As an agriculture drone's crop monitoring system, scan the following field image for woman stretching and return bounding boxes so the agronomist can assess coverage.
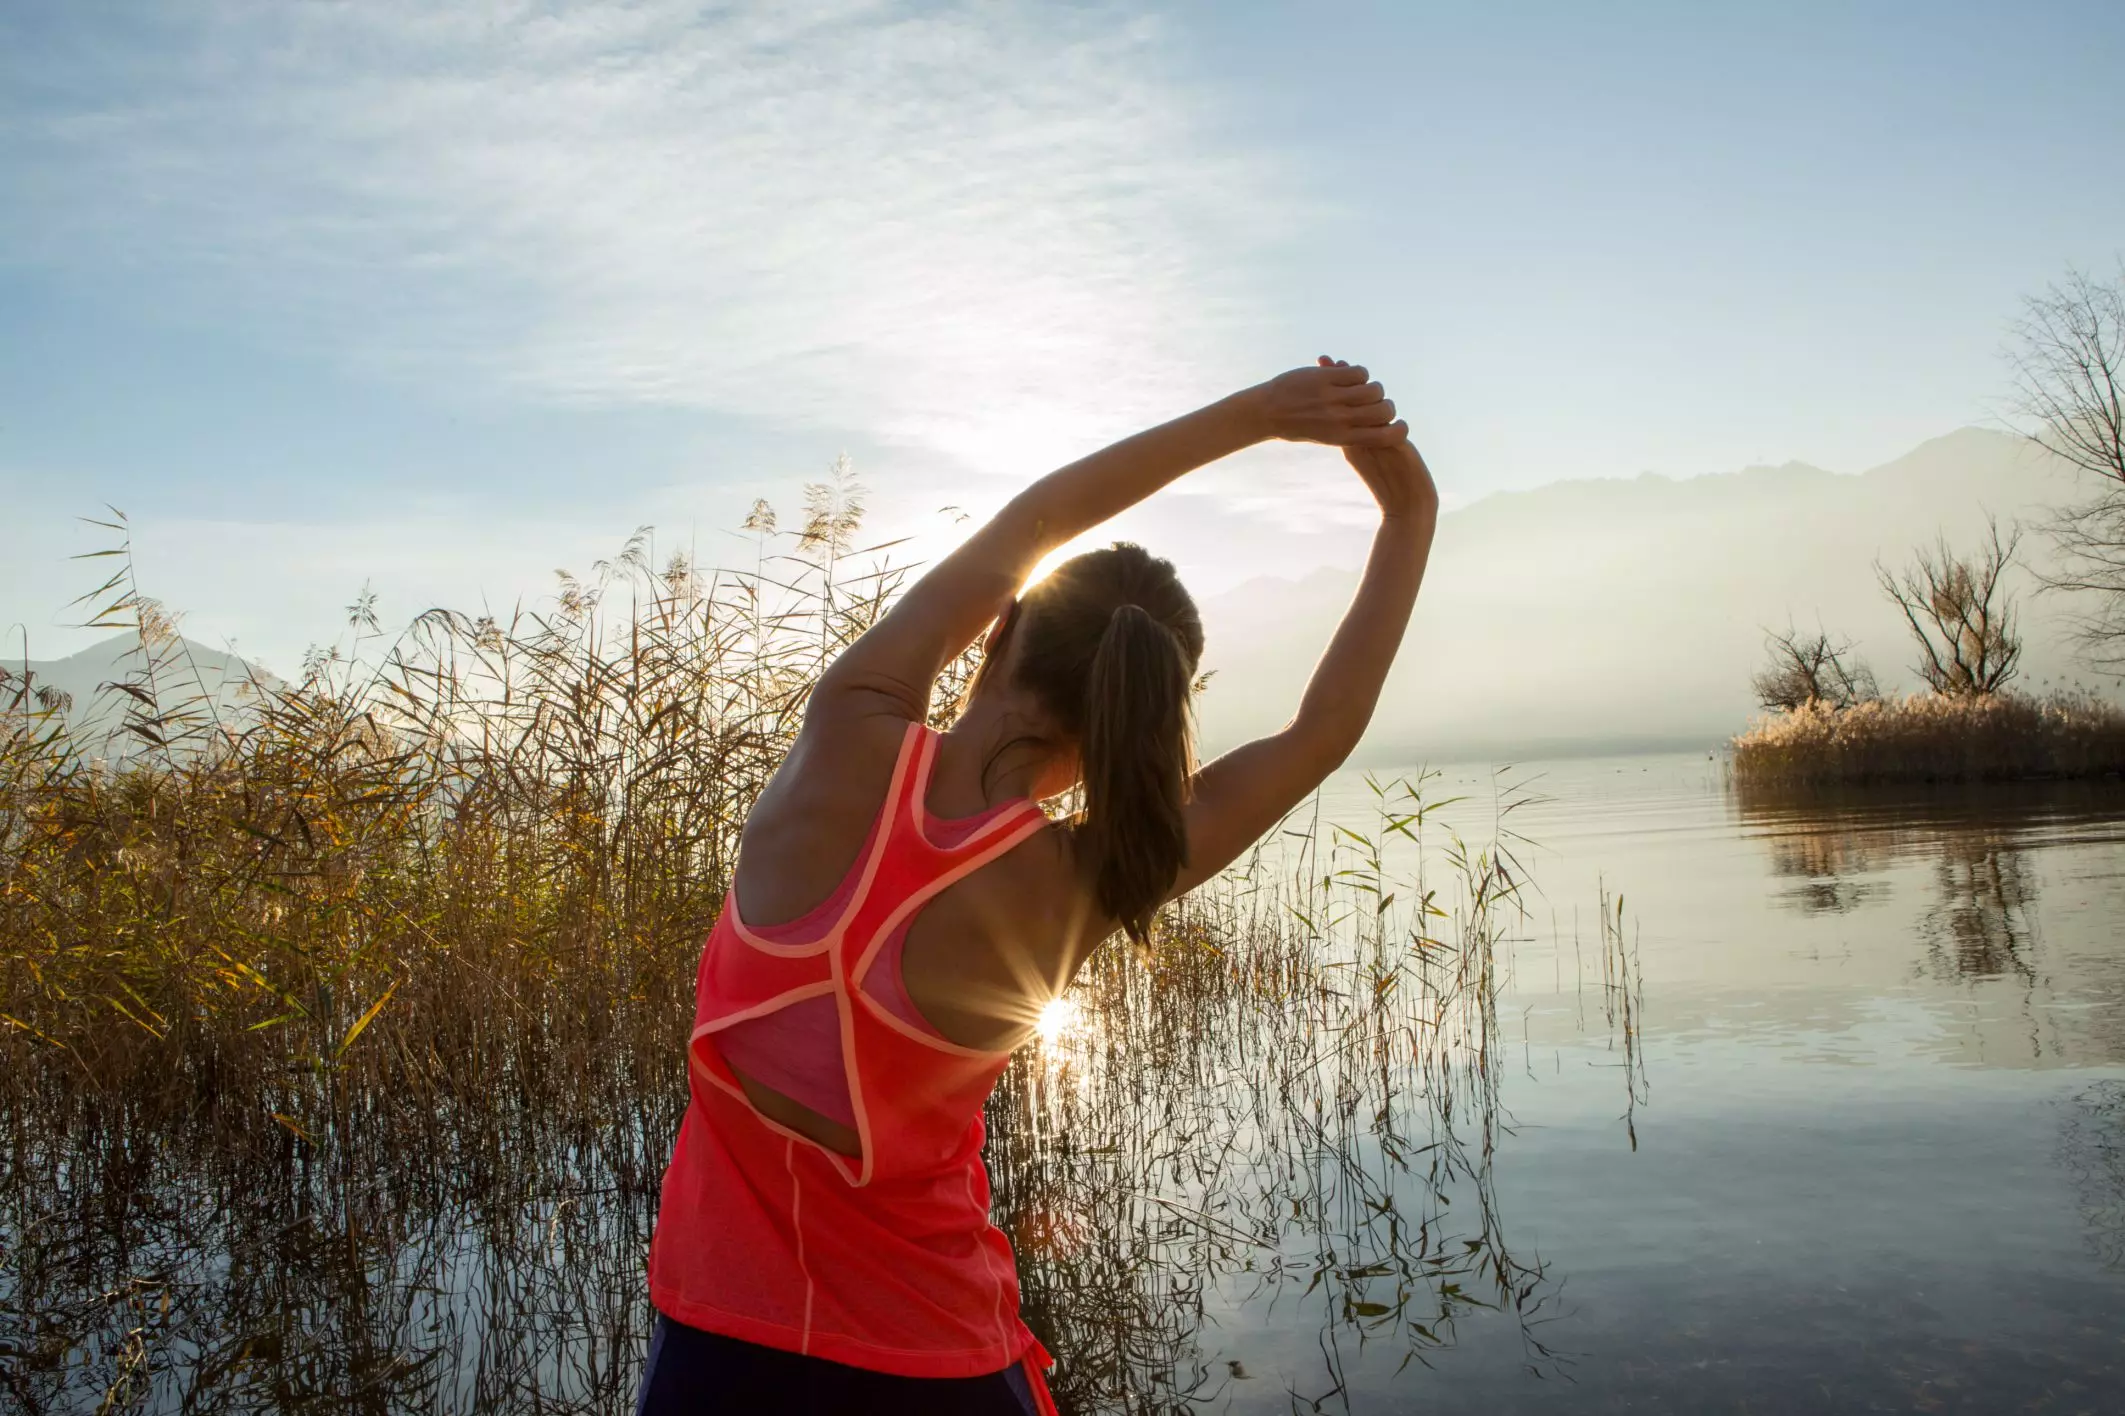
[640,358,1438,1415]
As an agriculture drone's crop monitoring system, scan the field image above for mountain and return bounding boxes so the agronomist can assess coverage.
[5,635,271,748]
[1193,428,2105,764]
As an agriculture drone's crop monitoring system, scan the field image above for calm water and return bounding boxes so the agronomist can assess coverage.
[6,753,2124,1413]
[1273,754,2125,1413]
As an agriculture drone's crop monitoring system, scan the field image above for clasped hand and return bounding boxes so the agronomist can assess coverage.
[1253,357,1436,523]
[1254,359,1405,448]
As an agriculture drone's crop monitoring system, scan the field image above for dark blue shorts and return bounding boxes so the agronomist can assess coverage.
[635,1314,1039,1416]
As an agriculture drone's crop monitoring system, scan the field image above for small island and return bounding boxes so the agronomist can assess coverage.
[1735,274,2125,788]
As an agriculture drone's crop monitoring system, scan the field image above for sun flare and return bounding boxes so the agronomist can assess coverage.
[1034,997,1080,1043]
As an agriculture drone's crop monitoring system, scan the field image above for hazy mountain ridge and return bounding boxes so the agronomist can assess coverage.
[12,429,2105,768]
[1194,428,2106,764]
[8,635,271,746]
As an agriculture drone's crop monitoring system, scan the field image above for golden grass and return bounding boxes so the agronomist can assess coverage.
[0,514,933,1148]
[3,508,1624,1410]
[1730,689,2125,787]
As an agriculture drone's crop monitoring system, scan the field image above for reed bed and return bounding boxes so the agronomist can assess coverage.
[2,514,1608,1413]
[1730,690,2125,787]
[988,776,1565,1412]
[1,512,907,1143]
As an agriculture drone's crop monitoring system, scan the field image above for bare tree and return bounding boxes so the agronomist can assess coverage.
[1876,518,2025,697]
[2006,265,2125,663]
[1752,626,1879,712]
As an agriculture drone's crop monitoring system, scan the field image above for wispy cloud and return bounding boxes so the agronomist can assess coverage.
[4,0,1282,473]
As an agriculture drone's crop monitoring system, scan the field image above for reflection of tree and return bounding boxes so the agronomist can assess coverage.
[1733,781,2062,981]
[1757,824,1891,915]
[1916,832,2038,983]
[2059,1082,2125,1272]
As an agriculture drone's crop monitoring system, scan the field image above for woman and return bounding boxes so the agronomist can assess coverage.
[641,357,1438,1415]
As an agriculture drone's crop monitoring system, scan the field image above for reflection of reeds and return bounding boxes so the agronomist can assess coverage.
[1731,691,2125,786]
[986,775,1565,1412]
[1595,884,1648,1151]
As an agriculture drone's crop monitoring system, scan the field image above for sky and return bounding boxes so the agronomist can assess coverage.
[3,0,2123,673]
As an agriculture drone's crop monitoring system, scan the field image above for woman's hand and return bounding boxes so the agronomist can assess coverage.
[1250,359,1407,446]
[1345,437,1439,525]
[1305,355,1435,523]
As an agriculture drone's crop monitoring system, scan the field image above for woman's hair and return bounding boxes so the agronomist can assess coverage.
[1002,542,1203,945]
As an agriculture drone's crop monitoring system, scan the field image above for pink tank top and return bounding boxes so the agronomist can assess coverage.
[649,722,1060,1410]
[712,791,1029,1129]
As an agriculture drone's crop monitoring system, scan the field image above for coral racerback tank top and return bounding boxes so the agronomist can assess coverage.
[649,722,1059,1411]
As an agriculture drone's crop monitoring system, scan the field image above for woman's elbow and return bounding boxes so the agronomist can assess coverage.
[1278,718,1363,781]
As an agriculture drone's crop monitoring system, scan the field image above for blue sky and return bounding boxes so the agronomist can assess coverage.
[4,0,2122,670]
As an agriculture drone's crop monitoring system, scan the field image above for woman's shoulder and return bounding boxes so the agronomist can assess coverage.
[767,709,913,808]
[961,811,1111,967]
[734,710,918,922]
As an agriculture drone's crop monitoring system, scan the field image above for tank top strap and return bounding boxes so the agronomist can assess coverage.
[894,725,1048,862]
[835,726,1049,1002]
[892,720,944,843]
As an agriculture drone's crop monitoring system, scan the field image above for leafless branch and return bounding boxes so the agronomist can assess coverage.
[1875,516,2025,697]
[2006,263,2125,664]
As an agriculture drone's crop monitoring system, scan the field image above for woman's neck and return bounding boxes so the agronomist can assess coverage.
[938,693,1059,808]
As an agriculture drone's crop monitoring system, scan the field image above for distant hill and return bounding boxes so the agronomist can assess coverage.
[6,635,270,750]
[1193,428,2108,764]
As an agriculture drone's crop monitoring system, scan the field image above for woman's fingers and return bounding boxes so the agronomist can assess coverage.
[1348,419,1411,447]
[1263,360,1401,443]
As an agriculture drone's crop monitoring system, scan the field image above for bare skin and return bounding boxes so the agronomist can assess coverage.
[728,358,1440,1155]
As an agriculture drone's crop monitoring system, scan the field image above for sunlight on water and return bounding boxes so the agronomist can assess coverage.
[1034,996,1080,1043]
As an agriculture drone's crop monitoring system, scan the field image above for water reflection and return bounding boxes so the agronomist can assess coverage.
[1918,831,2039,983]
[1734,780,2115,980]
[984,785,1578,1413]
[0,1095,666,1414]
[2062,1081,2125,1273]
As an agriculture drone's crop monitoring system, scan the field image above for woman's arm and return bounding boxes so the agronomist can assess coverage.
[1168,434,1440,898]
[814,365,1404,719]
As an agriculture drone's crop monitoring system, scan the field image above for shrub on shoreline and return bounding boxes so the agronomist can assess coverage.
[1731,689,2125,786]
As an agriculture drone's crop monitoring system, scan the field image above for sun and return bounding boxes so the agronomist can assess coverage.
[1034,996,1079,1043]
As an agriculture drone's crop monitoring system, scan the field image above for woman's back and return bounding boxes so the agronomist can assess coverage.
[736,709,1082,1066]
[651,722,1056,1375]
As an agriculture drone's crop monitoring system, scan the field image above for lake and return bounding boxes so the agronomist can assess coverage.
[6,751,2123,1413]
[1234,754,2125,1413]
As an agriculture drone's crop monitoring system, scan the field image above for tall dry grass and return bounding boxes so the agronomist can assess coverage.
[1730,690,2125,787]
[3,501,1592,1412]
[989,774,1570,1410]
[1,493,935,1153]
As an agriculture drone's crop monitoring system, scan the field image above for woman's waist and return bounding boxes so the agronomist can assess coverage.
[667,1099,998,1239]
[653,1115,1022,1362]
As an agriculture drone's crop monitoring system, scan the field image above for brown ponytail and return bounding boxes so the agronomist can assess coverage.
[1007,544,1203,944]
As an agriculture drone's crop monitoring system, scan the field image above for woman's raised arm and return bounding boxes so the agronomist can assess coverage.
[1169,431,1440,899]
[814,365,1405,721]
